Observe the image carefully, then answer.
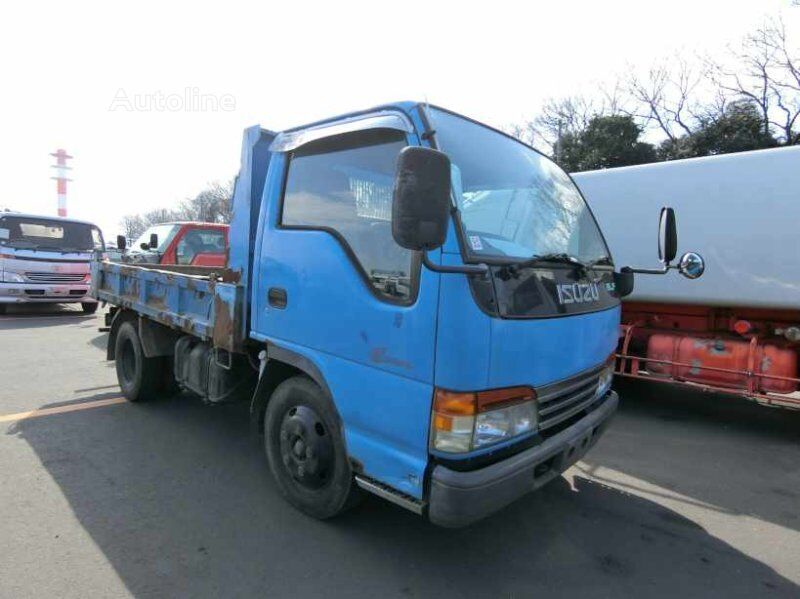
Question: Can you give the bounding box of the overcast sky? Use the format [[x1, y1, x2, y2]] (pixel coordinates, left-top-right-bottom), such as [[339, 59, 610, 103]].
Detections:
[[1, 0, 796, 237]]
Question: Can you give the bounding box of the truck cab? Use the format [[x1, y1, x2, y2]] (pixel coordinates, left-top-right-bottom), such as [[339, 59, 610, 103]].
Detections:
[[124, 222, 228, 267], [249, 105, 622, 526], [95, 102, 702, 525], [0, 213, 103, 314]]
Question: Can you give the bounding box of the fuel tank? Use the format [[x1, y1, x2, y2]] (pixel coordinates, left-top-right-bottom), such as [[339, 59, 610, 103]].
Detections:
[[646, 334, 798, 394]]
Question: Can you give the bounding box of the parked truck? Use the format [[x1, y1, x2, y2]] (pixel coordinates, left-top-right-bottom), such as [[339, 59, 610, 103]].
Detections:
[[573, 146, 800, 410], [92, 103, 702, 526], [1, 212, 103, 314], [117, 222, 228, 267]]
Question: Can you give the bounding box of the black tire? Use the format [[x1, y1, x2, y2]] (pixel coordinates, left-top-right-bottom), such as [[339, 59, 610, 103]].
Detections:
[[81, 302, 99, 314], [0, 304, 6, 315], [115, 321, 164, 402], [264, 376, 361, 519]]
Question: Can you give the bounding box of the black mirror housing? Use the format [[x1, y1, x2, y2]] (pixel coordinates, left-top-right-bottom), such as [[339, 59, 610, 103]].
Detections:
[[149, 233, 159, 250], [658, 207, 678, 264], [613, 269, 635, 298], [392, 146, 451, 252], [116, 234, 127, 251]]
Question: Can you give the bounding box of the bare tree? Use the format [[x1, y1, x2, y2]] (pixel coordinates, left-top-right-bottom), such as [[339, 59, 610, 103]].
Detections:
[[175, 180, 233, 223], [120, 180, 234, 241], [710, 18, 800, 145], [625, 57, 706, 142], [506, 93, 619, 157]]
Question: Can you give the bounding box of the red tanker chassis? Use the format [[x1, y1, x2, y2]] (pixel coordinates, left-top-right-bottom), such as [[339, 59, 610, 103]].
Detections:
[[616, 302, 800, 409]]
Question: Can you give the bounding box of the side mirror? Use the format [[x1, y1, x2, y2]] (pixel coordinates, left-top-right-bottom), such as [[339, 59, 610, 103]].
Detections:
[[116, 235, 127, 251], [391, 146, 451, 252], [149, 233, 159, 249], [678, 252, 705, 279], [613, 269, 635, 297], [658, 207, 677, 264]]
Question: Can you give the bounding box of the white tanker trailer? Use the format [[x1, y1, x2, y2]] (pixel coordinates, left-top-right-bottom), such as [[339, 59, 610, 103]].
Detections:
[[573, 146, 800, 409]]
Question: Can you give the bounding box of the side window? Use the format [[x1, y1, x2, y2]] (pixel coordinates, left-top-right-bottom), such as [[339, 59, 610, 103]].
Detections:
[[176, 229, 226, 265], [281, 129, 414, 301], [91, 228, 104, 250]]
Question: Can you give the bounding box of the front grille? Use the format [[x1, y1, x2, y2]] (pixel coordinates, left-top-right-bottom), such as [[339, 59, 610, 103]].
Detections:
[[537, 365, 603, 432], [25, 272, 86, 283]]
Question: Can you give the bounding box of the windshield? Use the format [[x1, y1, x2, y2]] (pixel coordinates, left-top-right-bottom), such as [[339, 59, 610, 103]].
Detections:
[[0, 215, 103, 252], [428, 108, 611, 265], [131, 224, 180, 252]]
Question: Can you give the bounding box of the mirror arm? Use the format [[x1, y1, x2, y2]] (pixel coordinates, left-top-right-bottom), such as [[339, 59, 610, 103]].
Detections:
[[422, 252, 489, 276], [622, 264, 673, 275]]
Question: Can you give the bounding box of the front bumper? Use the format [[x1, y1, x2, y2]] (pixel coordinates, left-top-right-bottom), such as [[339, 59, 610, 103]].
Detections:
[[428, 391, 618, 527], [0, 282, 94, 304]]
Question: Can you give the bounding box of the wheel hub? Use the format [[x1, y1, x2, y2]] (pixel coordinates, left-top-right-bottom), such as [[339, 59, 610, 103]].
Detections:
[[279, 405, 333, 489]]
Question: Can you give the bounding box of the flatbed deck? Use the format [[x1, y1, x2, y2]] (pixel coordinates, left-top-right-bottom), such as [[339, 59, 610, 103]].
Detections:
[[92, 260, 244, 352]]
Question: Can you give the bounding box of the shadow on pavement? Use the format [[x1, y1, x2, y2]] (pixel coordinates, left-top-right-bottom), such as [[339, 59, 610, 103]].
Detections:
[[7, 393, 798, 598], [0, 303, 96, 330], [582, 379, 800, 535], [88, 332, 109, 352]]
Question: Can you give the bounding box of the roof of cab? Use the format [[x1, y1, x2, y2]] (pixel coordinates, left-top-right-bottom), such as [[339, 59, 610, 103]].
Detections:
[[0, 212, 100, 227], [154, 221, 228, 227], [280, 101, 420, 134]]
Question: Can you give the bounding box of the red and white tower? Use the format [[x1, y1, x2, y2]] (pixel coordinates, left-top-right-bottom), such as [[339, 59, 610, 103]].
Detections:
[[50, 149, 73, 217]]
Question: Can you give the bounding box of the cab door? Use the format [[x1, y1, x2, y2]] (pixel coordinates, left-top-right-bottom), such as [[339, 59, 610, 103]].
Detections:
[[252, 124, 440, 498]]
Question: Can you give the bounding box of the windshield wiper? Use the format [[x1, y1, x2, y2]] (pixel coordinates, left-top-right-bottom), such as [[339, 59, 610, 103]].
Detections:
[[513, 252, 585, 270], [496, 252, 605, 280], [4, 240, 39, 250], [584, 256, 614, 269], [54, 246, 89, 253]]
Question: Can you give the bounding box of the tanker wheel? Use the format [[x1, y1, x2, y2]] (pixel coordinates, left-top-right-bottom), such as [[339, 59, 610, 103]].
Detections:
[[264, 376, 361, 519], [115, 321, 165, 402]]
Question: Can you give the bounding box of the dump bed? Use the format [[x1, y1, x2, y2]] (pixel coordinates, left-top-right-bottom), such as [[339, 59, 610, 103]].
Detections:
[[91, 260, 245, 352]]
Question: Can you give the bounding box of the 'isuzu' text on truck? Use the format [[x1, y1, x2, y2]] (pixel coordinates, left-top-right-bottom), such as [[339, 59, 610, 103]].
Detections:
[[92, 103, 703, 526]]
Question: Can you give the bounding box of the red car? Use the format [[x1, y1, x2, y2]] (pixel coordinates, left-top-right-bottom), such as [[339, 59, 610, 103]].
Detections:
[[122, 222, 229, 267]]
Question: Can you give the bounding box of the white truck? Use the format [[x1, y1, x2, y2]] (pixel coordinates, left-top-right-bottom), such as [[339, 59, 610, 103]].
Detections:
[[0, 212, 104, 314], [573, 146, 800, 408]]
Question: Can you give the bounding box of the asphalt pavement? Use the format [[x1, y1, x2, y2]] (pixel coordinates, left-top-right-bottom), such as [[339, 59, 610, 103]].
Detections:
[[1, 303, 799, 598]]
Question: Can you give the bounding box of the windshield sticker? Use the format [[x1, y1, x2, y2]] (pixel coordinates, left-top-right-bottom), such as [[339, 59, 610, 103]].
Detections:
[[469, 235, 483, 251], [0, 228, 8, 240]]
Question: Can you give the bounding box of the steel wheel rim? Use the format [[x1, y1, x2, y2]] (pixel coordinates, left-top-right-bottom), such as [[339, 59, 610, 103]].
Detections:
[[278, 405, 334, 489]]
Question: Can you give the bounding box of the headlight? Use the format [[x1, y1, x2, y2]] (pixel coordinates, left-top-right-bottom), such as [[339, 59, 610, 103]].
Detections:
[[1, 271, 25, 283], [431, 387, 537, 453], [596, 358, 615, 399]]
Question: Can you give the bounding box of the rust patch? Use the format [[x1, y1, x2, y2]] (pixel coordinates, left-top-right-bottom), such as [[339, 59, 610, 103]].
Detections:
[[220, 269, 241, 284], [147, 293, 167, 311], [369, 347, 412, 370], [212, 294, 236, 352]]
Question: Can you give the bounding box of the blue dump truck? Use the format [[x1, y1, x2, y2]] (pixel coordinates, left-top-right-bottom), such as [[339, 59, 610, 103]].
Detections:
[[92, 103, 704, 526]]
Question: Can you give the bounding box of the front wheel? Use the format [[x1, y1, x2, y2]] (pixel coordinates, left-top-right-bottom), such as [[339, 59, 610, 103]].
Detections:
[[264, 376, 361, 519], [115, 321, 165, 402]]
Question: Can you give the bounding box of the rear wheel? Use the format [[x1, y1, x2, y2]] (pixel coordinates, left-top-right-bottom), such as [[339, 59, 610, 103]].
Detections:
[[115, 321, 165, 402], [264, 376, 361, 519], [81, 302, 98, 314]]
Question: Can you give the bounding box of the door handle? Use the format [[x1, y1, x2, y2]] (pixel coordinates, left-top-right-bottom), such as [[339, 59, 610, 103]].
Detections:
[[268, 287, 288, 309]]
